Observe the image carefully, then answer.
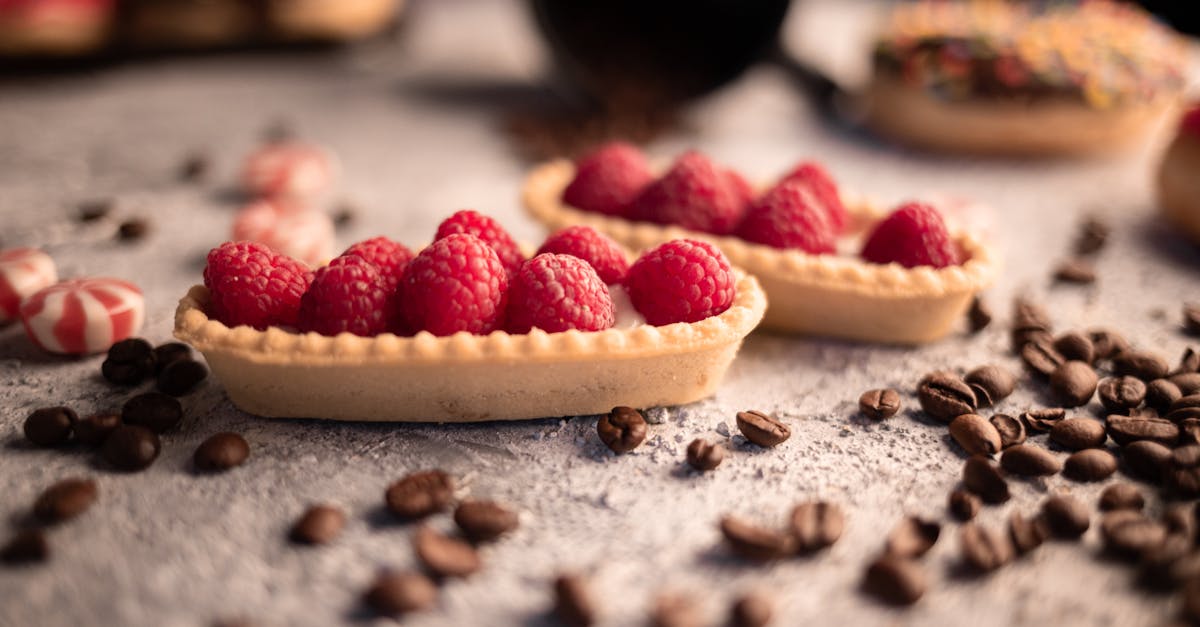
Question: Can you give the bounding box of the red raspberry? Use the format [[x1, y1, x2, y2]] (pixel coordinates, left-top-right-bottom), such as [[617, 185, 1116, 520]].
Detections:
[[203, 241, 313, 330], [630, 151, 751, 235], [297, 256, 394, 337], [1181, 104, 1200, 139], [778, 161, 848, 233], [506, 254, 615, 334], [535, 225, 629, 284], [434, 210, 524, 277], [736, 178, 836, 254], [341, 236, 413, 291], [400, 233, 509, 336], [860, 202, 961, 269], [562, 141, 654, 218], [624, 239, 735, 325]]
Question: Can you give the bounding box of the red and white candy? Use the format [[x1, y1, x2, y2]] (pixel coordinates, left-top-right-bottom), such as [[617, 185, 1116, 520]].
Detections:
[[0, 247, 58, 323], [20, 278, 144, 355], [232, 199, 334, 267], [241, 142, 336, 200]]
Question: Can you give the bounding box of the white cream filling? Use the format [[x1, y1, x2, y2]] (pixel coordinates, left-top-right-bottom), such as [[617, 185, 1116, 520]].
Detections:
[[608, 284, 646, 329]]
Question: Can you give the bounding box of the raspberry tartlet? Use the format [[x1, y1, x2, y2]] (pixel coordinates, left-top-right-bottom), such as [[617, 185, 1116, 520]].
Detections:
[[174, 218, 766, 422], [1156, 104, 1200, 246], [523, 145, 996, 344]]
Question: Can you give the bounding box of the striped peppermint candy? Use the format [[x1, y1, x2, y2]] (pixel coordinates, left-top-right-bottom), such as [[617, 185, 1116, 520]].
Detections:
[[231, 199, 334, 267], [0, 247, 57, 323], [20, 278, 144, 355], [241, 142, 336, 200]]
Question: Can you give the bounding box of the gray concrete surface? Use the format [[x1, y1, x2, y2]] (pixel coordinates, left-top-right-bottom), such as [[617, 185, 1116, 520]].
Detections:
[[2, 1, 1199, 625]]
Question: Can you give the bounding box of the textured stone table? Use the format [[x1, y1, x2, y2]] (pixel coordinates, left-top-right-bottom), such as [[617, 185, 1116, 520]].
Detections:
[[2, 1, 1199, 626]]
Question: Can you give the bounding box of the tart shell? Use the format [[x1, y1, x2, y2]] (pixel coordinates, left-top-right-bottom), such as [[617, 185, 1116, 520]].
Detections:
[[1157, 132, 1200, 246], [523, 160, 997, 344], [173, 273, 765, 422]]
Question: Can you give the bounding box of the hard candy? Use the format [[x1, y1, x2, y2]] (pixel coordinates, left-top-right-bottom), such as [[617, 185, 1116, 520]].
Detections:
[[232, 200, 334, 267], [0, 248, 57, 323], [20, 278, 144, 354]]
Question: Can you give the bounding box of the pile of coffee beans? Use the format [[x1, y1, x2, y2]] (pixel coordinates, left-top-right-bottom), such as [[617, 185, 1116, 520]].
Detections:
[[719, 500, 844, 561], [101, 338, 209, 397]]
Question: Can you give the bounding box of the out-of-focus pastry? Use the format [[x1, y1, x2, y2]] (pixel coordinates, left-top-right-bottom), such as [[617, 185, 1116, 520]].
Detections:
[[0, 0, 115, 56], [264, 0, 403, 42], [1157, 104, 1200, 246]]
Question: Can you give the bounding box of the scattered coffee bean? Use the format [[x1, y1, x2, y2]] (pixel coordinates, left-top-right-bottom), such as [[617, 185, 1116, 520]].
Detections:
[[1099, 376, 1147, 412], [385, 470, 454, 520], [1089, 328, 1130, 361], [1115, 351, 1170, 381], [949, 414, 1002, 456], [1185, 304, 1200, 336], [650, 592, 701, 627], [1170, 445, 1200, 497], [1012, 298, 1052, 335], [1000, 445, 1061, 477], [1011, 327, 1052, 352], [917, 372, 976, 423], [964, 365, 1016, 407], [1101, 510, 1167, 560], [685, 439, 724, 471], [1173, 373, 1200, 395], [262, 119, 296, 144], [73, 412, 121, 447], [1050, 361, 1098, 407], [1174, 348, 1200, 376], [77, 199, 112, 222], [949, 488, 980, 521], [963, 456, 1010, 503], [1054, 258, 1096, 284], [720, 515, 794, 561], [1021, 407, 1066, 433], [859, 388, 901, 420], [1123, 440, 1173, 484], [553, 574, 596, 627], [101, 360, 145, 386], [1127, 407, 1161, 419], [1099, 483, 1145, 512], [454, 500, 518, 543], [290, 504, 345, 545], [1074, 215, 1110, 255], [193, 432, 250, 472], [33, 478, 97, 523], [960, 522, 1012, 572], [729, 591, 772, 627], [1180, 418, 1200, 446], [157, 359, 208, 396], [413, 526, 481, 579], [1169, 395, 1200, 422], [968, 297, 992, 332], [1, 530, 48, 564], [101, 425, 160, 471], [102, 338, 156, 385], [885, 516, 940, 559], [1064, 449, 1118, 482], [735, 410, 790, 447], [789, 501, 844, 553], [363, 571, 437, 617], [332, 203, 358, 228], [107, 337, 153, 365], [1107, 415, 1179, 447], [1008, 512, 1048, 556], [1138, 534, 1198, 590], [1021, 338, 1066, 377], [1049, 418, 1107, 450], [1146, 380, 1183, 414], [990, 414, 1026, 449], [121, 393, 183, 433], [1055, 331, 1096, 364], [597, 406, 648, 453], [863, 555, 925, 605], [117, 218, 150, 242], [23, 407, 76, 447], [1040, 494, 1090, 539], [153, 342, 192, 375], [1162, 505, 1196, 542], [179, 152, 210, 182]]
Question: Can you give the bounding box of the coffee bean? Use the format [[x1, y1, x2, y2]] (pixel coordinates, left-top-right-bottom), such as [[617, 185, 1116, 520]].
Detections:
[[1054, 258, 1096, 284], [453, 500, 518, 543], [179, 152, 210, 183], [1051, 361, 1098, 407], [1180, 418, 1200, 446], [1138, 534, 1199, 590], [1000, 445, 1061, 477], [157, 359, 208, 397], [729, 591, 772, 627], [960, 522, 1012, 572], [193, 432, 250, 472], [917, 372, 976, 423], [1021, 338, 1066, 377], [1008, 512, 1048, 556], [102, 338, 156, 385], [332, 203, 358, 228], [553, 574, 596, 627], [1, 530, 48, 564], [685, 439, 724, 471], [1089, 328, 1130, 361], [949, 488, 980, 521], [1099, 483, 1145, 512], [1107, 414, 1179, 447], [968, 297, 992, 332], [1123, 440, 1173, 484], [121, 393, 183, 433], [1170, 446, 1200, 497], [1101, 510, 1167, 560], [1064, 449, 1117, 482], [1185, 304, 1200, 336], [23, 407, 76, 447], [100, 359, 146, 386], [1050, 418, 1107, 450], [963, 456, 1010, 503], [858, 388, 901, 420], [385, 470, 454, 520], [211, 618, 257, 627], [1074, 215, 1110, 255], [720, 515, 794, 561], [109, 337, 154, 363], [1127, 407, 1161, 419], [949, 414, 1002, 456], [735, 410, 790, 447], [1173, 373, 1200, 395], [990, 414, 1026, 449], [414, 525, 481, 578], [100, 425, 160, 471], [1099, 376, 1147, 412], [290, 504, 345, 545], [1012, 298, 1052, 334], [650, 592, 701, 627], [1184, 579, 1200, 622], [964, 365, 1016, 407], [1162, 505, 1196, 543], [1040, 494, 1090, 539], [885, 516, 940, 559], [863, 555, 925, 605], [789, 501, 844, 553], [77, 198, 112, 222], [362, 571, 437, 616], [1021, 408, 1066, 433], [117, 218, 150, 241], [597, 406, 648, 453], [1115, 351, 1170, 381], [1011, 328, 1052, 352], [1174, 348, 1200, 376], [73, 413, 120, 446], [153, 342, 192, 375], [1055, 332, 1096, 364], [33, 478, 97, 523], [1169, 395, 1200, 423]]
